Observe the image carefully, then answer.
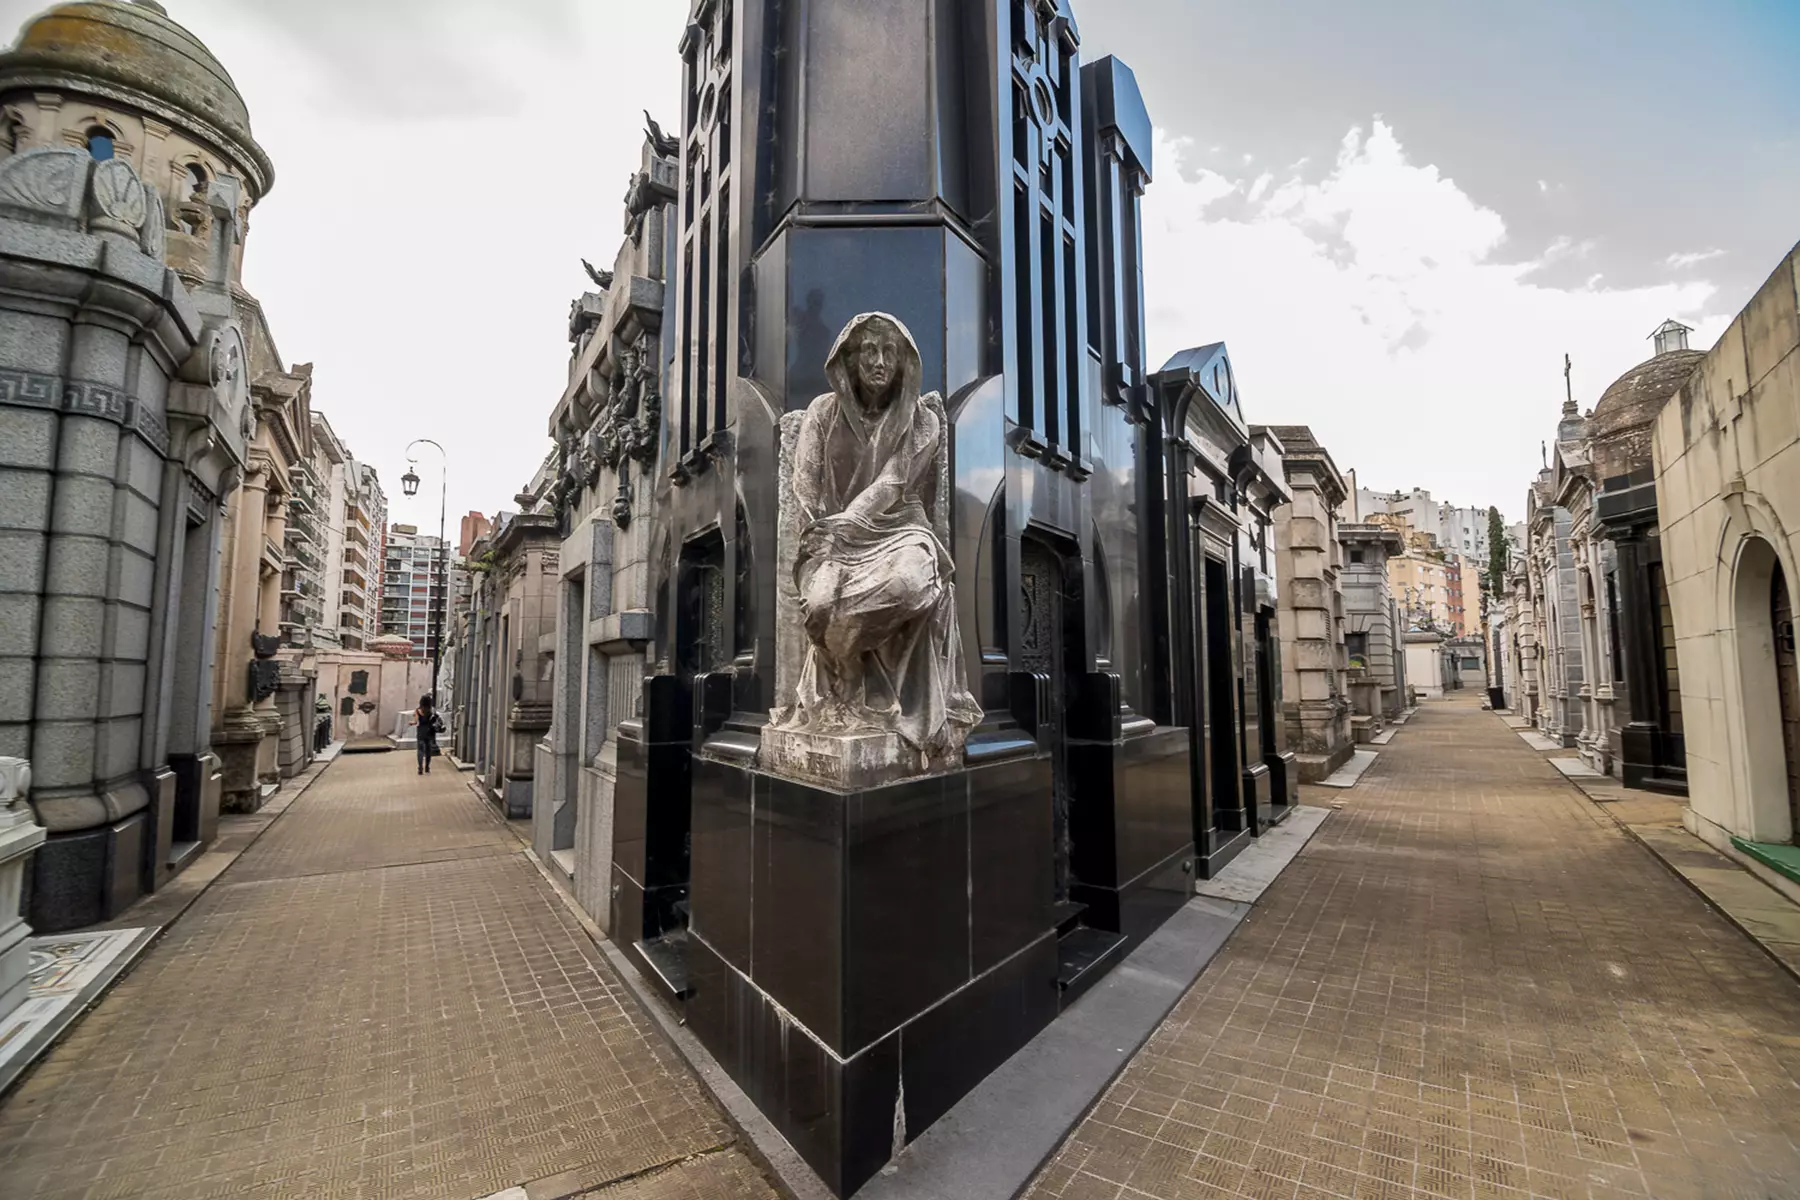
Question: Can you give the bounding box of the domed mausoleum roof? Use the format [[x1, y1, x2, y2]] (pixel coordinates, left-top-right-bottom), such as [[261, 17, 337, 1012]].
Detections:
[[0, 0, 272, 196], [1588, 320, 1704, 478], [1589, 348, 1704, 443]]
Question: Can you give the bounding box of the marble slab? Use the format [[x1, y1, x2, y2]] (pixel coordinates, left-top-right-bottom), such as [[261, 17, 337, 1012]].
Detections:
[[1318, 749, 1379, 789], [1550, 756, 1604, 778], [1370, 728, 1398, 745], [1518, 731, 1564, 752], [1195, 806, 1331, 903], [0, 925, 156, 1094]]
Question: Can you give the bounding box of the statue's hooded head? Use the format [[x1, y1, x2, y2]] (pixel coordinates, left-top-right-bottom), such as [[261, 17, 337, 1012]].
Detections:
[[824, 312, 924, 413]]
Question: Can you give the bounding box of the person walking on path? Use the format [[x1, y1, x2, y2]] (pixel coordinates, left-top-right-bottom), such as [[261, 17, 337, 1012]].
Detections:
[[415, 694, 443, 774]]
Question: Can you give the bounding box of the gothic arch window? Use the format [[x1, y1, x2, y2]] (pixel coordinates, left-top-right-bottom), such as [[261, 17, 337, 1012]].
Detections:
[[186, 162, 208, 199], [85, 127, 114, 161]]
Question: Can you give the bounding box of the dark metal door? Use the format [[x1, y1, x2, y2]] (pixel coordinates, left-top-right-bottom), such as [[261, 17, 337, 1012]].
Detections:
[[1773, 564, 1800, 841], [1020, 538, 1070, 899]]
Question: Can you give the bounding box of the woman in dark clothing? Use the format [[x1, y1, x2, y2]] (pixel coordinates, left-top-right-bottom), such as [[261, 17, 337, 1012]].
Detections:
[[415, 694, 443, 774]]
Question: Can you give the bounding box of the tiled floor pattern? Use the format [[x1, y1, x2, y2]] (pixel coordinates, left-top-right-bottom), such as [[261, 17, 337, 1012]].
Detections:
[[1027, 696, 1800, 1200], [0, 752, 778, 1200]]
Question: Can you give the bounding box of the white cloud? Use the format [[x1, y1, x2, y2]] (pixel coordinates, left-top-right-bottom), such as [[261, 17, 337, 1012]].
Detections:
[[1141, 120, 1726, 518], [1664, 248, 1727, 268]]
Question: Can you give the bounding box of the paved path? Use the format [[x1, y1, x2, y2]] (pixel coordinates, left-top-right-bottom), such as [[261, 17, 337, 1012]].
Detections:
[[1027, 696, 1800, 1200], [0, 752, 778, 1200]]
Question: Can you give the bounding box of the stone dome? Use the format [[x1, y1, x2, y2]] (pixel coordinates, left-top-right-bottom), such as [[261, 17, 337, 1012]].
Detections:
[[1588, 347, 1705, 479], [0, 0, 272, 196], [1589, 349, 1705, 442]]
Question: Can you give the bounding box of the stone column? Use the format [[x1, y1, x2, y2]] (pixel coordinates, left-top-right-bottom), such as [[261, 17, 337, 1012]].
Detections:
[[0, 758, 46, 1021], [214, 463, 274, 811]]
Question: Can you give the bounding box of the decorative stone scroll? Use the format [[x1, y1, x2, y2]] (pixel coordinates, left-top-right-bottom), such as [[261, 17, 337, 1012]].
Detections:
[[0, 148, 165, 258], [762, 313, 981, 788]]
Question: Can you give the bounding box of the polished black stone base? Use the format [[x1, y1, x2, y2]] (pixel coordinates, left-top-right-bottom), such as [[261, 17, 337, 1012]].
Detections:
[[1197, 824, 1253, 880], [1264, 750, 1298, 821], [1067, 723, 1196, 944], [686, 921, 1060, 1196], [27, 813, 146, 933], [1620, 724, 1688, 796], [1243, 762, 1274, 834], [668, 749, 1059, 1195]]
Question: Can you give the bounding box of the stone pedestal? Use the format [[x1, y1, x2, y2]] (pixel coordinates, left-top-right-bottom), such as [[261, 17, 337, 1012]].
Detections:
[[758, 726, 922, 791], [0, 759, 47, 1021]]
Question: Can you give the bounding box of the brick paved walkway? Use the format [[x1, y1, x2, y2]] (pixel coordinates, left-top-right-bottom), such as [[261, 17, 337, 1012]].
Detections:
[[1028, 696, 1800, 1200], [0, 752, 778, 1200]]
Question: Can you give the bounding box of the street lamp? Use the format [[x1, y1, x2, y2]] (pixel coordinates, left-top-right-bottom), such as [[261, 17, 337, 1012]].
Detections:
[[403, 440, 447, 704]]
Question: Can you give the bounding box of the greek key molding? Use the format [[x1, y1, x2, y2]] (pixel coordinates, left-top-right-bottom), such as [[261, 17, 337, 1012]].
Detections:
[[0, 367, 171, 454]]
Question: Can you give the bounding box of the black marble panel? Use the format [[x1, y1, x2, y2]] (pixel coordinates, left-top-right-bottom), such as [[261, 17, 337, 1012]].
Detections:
[[611, 865, 645, 957], [900, 931, 1058, 1143], [143, 768, 174, 892], [611, 724, 650, 888], [686, 928, 902, 1200], [837, 1034, 903, 1197], [784, 227, 950, 408], [105, 813, 143, 921], [169, 753, 204, 844], [752, 773, 847, 1050], [970, 754, 1054, 975], [844, 773, 971, 1053], [28, 826, 108, 932], [1242, 763, 1273, 835], [1115, 845, 1194, 947], [690, 756, 757, 973], [1068, 722, 1192, 939], [1110, 726, 1193, 888], [1265, 750, 1298, 813]]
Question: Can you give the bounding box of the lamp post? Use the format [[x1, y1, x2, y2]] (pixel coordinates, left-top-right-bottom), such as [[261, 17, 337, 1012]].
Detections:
[[401, 439, 448, 704]]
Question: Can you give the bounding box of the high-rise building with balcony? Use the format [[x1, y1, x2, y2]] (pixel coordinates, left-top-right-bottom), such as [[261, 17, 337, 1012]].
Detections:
[[382, 524, 447, 661], [285, 415, 384, 653], [339, 464, 385, 651]]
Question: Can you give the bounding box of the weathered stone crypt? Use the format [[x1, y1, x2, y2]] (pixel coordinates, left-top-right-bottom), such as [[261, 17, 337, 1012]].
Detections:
[[587, 1, 1294, 1192]]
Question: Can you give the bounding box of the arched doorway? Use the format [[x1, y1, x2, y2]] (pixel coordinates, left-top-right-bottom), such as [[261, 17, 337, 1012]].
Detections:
[[1732, 536, 1800, 842], [1774, 563, 1800, 841]]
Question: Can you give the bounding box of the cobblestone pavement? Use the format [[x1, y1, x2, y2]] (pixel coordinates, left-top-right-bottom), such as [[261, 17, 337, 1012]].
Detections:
[[1028, 696, 1800, 1200], [0, 752, 778, 1200]]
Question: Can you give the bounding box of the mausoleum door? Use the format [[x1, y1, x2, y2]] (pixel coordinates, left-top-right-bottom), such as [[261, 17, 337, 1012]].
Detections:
[[1202, 551, 1246, 836], [1772, 564, 1800, 841], [1649, 562, 1685, 775], [1020, 536, 1073, 902]]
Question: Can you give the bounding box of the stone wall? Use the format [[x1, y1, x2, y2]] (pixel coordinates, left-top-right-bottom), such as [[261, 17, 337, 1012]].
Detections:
[[1265, 428, 1352, 781], [1653, 242, 1800, 847], [535, 127, 674, 933], [0, 148, 248, 929]]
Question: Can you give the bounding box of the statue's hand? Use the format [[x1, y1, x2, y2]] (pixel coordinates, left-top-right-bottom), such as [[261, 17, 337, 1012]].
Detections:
[[799, 520, 837, 563]]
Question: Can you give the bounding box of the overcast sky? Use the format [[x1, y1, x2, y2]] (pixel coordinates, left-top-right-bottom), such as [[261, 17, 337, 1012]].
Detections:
[[6, 0, 1795, 527]]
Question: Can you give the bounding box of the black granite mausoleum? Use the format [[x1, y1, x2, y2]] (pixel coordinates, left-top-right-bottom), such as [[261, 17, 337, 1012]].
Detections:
[[605, 1, 1294, 1192]]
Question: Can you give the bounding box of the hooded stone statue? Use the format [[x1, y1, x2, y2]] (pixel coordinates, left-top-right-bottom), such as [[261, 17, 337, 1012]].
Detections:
[[770, 313, 981, 762]]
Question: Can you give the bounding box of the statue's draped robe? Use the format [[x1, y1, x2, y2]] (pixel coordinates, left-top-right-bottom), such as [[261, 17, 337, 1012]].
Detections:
[[778, 314, 981, 755]]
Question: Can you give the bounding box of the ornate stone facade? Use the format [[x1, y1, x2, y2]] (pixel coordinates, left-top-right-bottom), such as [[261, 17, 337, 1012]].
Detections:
[[457, 506, 560, 820], [531, 121, 676, 927], [1257, 425, 1353, 780], [1653, 244, 1800, 864], [1338, 522, 1408, 736], [0, 144, 246, 929]]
